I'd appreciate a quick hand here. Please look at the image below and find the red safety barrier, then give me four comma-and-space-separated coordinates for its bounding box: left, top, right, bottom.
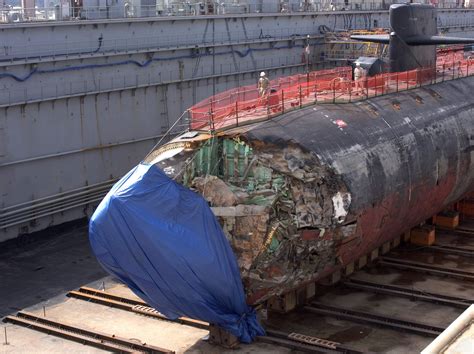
189, 50, 474, 131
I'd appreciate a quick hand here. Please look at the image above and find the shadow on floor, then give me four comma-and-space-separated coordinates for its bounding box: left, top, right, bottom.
0, 219, 107, 318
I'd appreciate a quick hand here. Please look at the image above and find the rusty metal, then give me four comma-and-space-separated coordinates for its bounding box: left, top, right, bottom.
342, 279, 472, 309
68, 287, 208, 329
379, 257, 474, 281
305, 303, 445, 337
259, 329, 362, 353
257, 335, 331, 353
73, 286, 145, 305
3, 311, 173, 353
265, 329, 362, 353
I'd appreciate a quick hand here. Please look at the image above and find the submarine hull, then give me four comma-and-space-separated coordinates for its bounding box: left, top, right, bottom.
149, 75, 474, 305
239, 76, 474, 302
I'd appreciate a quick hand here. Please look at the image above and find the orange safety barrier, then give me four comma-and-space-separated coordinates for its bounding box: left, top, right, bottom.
189, 50, 474, 131
189, 66, 351, 129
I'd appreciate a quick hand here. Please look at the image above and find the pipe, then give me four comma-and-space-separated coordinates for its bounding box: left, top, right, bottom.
0, 193, 107, 229
0, 60, 333, 109
0, 186, 112, 223
0, 179, 116, 212
0, 40, 315, 82
0, 134, 164, 168
421, 305, 474, 354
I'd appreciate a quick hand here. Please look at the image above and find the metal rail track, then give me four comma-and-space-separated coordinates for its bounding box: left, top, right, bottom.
457, 225, 474, 233
428, 244, 474, 258
378, 256, 474, 281
67, 287, 208, 329
258, 329, 363, 354
3, 311, 173, 353
342, 278, 472, 308
69, 287, 363, 353
305, 303, 446, 337
436, 226, 474, 236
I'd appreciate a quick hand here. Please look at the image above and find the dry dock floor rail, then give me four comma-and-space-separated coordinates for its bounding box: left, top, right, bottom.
2, 217, 474, 352
3, 311, 173, 353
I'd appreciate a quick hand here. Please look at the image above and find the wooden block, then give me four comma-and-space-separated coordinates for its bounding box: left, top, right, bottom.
410, 225, 435, 246
370, 248, 379, 262
306, 282, 316, 300
321, 270, 341, 285
329, 270, 341, 285
296, 287, 307, 306
392, 236, 401, 248
434, 211, 459, 229
256, 307, 268, 323
268, 290, 297, 313
459, 200, 474, 218
381, 241, 391, 255
403, 231, 411, 242
296, 282, 316, 305
209, 324, 239, 348
357, 254, 367, 269
344, 262, 355, 276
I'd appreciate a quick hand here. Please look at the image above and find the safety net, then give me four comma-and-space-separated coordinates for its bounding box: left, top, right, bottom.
188, 49, 474, 131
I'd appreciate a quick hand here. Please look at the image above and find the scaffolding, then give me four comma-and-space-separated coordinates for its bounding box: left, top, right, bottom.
324, 29, 389, 61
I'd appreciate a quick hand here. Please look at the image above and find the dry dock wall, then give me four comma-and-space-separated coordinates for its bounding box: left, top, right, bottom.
1, 9, 474, 242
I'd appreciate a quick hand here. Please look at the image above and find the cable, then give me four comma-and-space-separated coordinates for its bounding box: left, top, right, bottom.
0, 43, 309, 82
0, 35, 103, 64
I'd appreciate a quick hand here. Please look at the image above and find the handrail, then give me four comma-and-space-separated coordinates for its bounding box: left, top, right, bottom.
188, 49, 473, 132
1, 4, 471, 24
144, 110, 190, 160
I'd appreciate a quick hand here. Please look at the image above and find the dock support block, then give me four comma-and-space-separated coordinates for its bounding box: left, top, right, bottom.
209, 324, 239, 348
434, 211, 459, 229
410, 225, 435, 246
268, 290, 297, 313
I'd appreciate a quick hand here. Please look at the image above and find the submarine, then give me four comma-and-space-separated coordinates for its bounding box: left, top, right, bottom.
89, 3, 474, 342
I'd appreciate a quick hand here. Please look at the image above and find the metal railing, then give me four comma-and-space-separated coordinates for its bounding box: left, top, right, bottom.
0, 2, 472, 24
188, 50, 474, 132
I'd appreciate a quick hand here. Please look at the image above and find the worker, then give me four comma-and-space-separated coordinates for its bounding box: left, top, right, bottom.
258, 72, 270, 98
354, 62, 366, 95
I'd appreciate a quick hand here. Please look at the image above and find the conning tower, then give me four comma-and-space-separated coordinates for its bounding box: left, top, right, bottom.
351, 3, 474, 72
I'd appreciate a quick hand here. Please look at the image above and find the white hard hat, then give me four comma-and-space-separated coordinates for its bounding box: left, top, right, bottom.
356, 62, 361, 67
260, 72, 266, 77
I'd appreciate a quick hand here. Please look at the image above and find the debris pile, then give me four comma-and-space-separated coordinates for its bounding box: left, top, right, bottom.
157, 136, 353, 303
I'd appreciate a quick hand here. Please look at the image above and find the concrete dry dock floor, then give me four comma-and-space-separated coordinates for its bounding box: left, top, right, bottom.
0, 223, 286, 353
266, 309, 433, 353
1, 220, 474, 353
1, 279, 287, 354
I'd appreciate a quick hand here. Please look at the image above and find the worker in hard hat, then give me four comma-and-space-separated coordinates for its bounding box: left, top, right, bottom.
354, 62, 366, 95
258, 72, 270, 98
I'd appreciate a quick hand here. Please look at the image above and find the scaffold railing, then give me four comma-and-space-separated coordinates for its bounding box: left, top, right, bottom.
188, 49, 474, 132
1, 3, 472, 24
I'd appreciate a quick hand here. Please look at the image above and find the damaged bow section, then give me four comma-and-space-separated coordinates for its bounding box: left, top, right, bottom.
145, 133, 354, 304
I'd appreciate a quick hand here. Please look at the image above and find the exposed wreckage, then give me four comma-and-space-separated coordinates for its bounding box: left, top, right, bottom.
140, 3, 474, 305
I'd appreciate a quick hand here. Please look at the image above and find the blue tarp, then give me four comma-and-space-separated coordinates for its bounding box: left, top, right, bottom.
89, 163, 265, 343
